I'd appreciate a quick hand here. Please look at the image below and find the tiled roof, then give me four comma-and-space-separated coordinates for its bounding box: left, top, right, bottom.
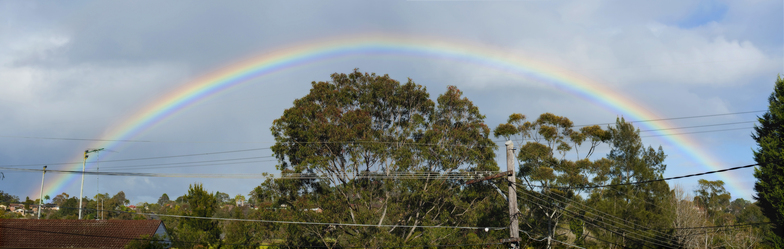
0, 219, 164, 248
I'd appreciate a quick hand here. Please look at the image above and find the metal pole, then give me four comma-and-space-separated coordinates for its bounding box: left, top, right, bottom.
79, 151, 87, 220
38, 165, 47, 219
506, 141, 519, 249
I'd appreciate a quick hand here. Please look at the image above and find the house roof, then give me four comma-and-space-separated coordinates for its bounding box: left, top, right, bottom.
0, 219, 164, 248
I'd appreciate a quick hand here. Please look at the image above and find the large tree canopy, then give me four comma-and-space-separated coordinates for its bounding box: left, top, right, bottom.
271, 69, 496, 176
268, 69, 499, 247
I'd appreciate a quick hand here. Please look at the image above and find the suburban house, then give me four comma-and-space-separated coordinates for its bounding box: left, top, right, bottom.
7, 204, 24, 212
0, 219, 170, 248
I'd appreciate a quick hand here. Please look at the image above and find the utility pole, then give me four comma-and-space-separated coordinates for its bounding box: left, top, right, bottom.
79, 148, 103, 220
505, 141, 519, 249
465, 141, 519, 249
38, 165, 47, 219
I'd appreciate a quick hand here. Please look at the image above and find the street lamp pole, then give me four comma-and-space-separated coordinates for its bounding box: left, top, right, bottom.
79, 148, 103, 220
38, 165, 46, 219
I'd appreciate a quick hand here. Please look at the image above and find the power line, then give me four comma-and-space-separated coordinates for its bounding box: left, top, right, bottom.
584, 234, 627, 248
574, 163, 758, 189
63, 207, 507, 231
522, 163, 758, 190
0, 135, 274, 144
513, 187, 677, 248
93, 156, 274, 170
640, 127, 753, 138
638, 121, 756, 132
101, 159, 278, 171
513, 184, 674, 247
0, 135, 156, 143
550, 237, 587, 249
513, 184, 676, 248
543, 188, 674, 240
280, 171, 503, 180
0, 166, 502, 180
667, 222, 774, 230
574, 110, 764, 127
1, 111, 764, 144
492, 124, 756, 144
0, 147, 272, 167
2, 162, 759, 183
0, 167, 273, 179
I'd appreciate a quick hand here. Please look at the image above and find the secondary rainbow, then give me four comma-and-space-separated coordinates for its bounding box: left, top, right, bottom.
37, 33, 745, 198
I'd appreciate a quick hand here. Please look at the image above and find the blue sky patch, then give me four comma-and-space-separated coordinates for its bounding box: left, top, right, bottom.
677, 0, 728, 28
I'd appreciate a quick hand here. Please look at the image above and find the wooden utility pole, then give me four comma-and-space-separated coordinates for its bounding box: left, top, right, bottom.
506, 141, 519, 249
465, 141, 519, 248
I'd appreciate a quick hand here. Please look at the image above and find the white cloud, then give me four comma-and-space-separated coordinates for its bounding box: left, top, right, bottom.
1, 0, 778, 201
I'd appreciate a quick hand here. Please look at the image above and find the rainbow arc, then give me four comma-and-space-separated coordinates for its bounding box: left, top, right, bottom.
38, 33, 741, 198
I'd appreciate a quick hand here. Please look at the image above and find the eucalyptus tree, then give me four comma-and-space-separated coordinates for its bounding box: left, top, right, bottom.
586, 118, 672, 249
270, 69, 498, 247
494, 113, 609, 249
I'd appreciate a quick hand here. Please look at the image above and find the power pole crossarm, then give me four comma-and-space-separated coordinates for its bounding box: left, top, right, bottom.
466, 170, 513, 185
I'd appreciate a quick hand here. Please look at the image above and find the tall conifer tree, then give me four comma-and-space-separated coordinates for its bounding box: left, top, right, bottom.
752, 76, 784, 246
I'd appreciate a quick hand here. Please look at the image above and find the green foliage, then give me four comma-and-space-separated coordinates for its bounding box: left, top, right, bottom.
586, 117, 672, 248
494, 112, 609, 248
569, 218, 585, 247
24, 196, 32, 210
215, 191, 230, 205
52, 192, 70, 207
753, 75, 784, 246
157, 193, 170, 206
248, 174, 278, 206
268, 69, 500, 247
694, 179, 732, 222
57, 196, 79, 218
172, 183, 220, 248
0, 190, 19, 206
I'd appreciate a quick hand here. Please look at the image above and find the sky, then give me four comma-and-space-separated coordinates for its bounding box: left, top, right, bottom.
0, 0, 781, 205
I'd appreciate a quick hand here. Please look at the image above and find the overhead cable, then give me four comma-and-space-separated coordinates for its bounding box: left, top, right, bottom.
523, 163, 759, 190
1, 110, 763, 144
515, 192, 676, 248
575, 163, 758, 189
63, 207, 507, 231
544, 188, 674, 239
640, 127, 753, 138
0, 147, 272, 167
101, 159, 278, 171
0, 167, 502, 180
667, 222, 773, 230
638, 121, 756, 132
0, 167, 273, 179
574, 110, 764, 127
94, 156, 274, 170
513, 184, 676, 248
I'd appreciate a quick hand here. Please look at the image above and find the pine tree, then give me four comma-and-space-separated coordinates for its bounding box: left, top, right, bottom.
752, 76, 784, 246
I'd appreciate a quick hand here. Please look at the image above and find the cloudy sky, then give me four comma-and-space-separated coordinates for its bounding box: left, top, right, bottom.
1, 0, 781, 204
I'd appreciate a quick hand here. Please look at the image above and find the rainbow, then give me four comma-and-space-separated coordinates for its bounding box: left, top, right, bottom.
37, 33, 746, 198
